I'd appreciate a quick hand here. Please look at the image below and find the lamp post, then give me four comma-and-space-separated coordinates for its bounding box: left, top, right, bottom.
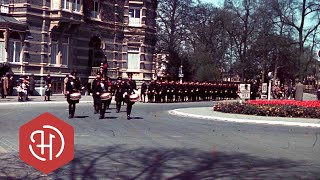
268, 72, 273, 101
179, 65, 183, 83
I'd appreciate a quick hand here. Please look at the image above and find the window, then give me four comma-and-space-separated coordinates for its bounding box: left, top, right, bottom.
8, 40, 21, 63
127, 53, 140, 70
0, 41, 5, 62
62, 43, 68, 65
129, 8, 141, 26
91, 0, 99, 18
52, 0, 59, 10
73, 0, 81, 12
62, 0, 70, 10
51, 43, 58, 65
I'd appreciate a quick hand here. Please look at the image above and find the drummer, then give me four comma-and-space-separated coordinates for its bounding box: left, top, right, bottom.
114, 77, 124, 113
96, 76, 110, 119
66, 71, 82, 119
92, 72, 102, 114
123, 73, 137, 120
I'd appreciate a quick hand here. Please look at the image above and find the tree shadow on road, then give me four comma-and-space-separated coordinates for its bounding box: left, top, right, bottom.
0, 145, 319, 179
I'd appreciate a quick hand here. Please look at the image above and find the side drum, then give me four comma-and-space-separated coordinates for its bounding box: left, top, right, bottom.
101, 92, 112, 101
70, 92, 81, 101
129, 94, 140, 102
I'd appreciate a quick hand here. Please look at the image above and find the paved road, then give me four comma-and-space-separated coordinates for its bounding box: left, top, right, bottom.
0, 101, 320, 179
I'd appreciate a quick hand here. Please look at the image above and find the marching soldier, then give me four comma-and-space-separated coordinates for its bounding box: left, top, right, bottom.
105, 76, 113, 109
114, 77, 124, 113
147, 79, 155, 103
161, 80, 167, 103
92, 72, 102, 114
123, 73, 137, 120
66, 72, 83, 119
167, 80, 174, 103
174, 81, 181, 102
155, 81, 161, 103
140, 80, 148, 103
96, 76, 110, 119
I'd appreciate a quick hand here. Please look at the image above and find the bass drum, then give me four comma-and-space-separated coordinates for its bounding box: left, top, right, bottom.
129, 94, 140, 102
70, 92, 81, 101
101, 92, 112, 101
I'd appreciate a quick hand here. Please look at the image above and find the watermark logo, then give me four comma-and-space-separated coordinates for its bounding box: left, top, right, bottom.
20, 113, 74, 174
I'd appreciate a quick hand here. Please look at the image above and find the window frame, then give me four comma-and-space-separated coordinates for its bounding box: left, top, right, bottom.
0, 41, 6, 63
91, 0, 100, 19
61, 43, 69, 66
62, 0, 71, 11
50, 42, 59, 65
8, 39, 21, 64
72, 0, 81, 13
51, 0, 60, 10
129, 8, 141, 26
127, 47, 141, 71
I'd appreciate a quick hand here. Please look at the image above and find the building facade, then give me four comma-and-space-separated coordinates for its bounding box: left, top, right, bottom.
0, 0, 157, 94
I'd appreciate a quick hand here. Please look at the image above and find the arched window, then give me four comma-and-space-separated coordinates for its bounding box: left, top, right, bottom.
8, 32, 21, 63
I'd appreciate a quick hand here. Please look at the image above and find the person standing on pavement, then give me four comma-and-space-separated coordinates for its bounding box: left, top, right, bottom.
66, 72, 82, 118
28, 74, 35, 96
295, 80, 305, 101
1, 74, 9, 99
44, 74, 52, 101
92, 72, 102, 114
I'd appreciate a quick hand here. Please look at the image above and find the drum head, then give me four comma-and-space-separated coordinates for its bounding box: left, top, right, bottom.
129, 94, 140, 102
101, 93, 112, 100
70, 93, 81, 100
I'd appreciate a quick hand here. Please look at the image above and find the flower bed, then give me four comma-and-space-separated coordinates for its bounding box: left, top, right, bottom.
247, 100, 320, 108
213, 100, 320, 119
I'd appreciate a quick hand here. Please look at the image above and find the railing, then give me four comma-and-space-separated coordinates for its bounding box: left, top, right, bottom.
90, 67, 119, 79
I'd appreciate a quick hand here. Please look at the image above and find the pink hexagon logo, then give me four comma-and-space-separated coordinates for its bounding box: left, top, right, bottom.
20, 112, 74, 174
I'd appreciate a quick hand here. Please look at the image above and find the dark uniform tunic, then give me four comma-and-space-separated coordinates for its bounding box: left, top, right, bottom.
92, 77, 101, 113
66, 77, 82, 118
123, 79, 137, 119
114, 81, 124, 113
96, 79, 109, 118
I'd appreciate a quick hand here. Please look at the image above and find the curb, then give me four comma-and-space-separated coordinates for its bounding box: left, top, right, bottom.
169, 109, 320, 128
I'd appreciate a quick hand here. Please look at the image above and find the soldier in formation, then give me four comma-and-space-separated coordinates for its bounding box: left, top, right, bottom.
145, 80, 239, 103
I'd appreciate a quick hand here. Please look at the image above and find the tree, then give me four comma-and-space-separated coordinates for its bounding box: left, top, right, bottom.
271, 0, 320, 80
157, 0, 193, 80
224, 0, 260, 82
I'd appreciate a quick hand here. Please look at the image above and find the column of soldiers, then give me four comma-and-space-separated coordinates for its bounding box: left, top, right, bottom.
145, 80, 239, 103
91, 72, 137, 120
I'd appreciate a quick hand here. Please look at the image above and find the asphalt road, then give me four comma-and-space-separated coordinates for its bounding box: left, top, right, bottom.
0, 101, 320, 179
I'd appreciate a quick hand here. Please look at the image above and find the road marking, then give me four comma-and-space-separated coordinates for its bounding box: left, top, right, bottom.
169, 109, 320, 128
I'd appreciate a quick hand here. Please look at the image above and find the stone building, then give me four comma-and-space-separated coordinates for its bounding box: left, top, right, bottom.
0, 0, 157, 94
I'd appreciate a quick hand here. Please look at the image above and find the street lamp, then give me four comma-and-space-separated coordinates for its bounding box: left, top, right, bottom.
179, 65, 183, 83
267, 72, 273, 100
